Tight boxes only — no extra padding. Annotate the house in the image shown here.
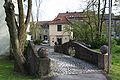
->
[38,21,49,41]
[103,14,120,38]
[30,21,49,42]
[49,12,84,46]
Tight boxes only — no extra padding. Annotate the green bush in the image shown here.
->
[116,39,120,45]
[24,40,29,48]
[111,38,117,47]
[90,37,116,49]
[33,39,43,45]
[90,37,108,49]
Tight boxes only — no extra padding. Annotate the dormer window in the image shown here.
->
[57,25,62,31]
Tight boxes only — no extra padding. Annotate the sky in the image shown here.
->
[32,0,87,21]
[31,0,120,21]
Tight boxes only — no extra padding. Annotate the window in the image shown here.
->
[57,25,62,31]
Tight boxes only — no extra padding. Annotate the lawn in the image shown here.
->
[0,57,39,80]
[93,45,120,80]
[109,45,120,80]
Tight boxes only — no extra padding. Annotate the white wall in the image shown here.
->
[49,24,70,36]
[49,24,71,46]
[0,0,10,55]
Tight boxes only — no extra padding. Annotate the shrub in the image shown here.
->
[33,39,43,45]
[90,37,117,49]
[90,36,108,49]
[111,38,117,47]
[116,39,120,45]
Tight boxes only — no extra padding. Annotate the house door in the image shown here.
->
[44,35,48,40]
[57,38,62,45]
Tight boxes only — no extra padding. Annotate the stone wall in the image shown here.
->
[54,41,108,69]
[25,41,51,76]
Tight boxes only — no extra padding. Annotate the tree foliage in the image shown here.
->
[86,0,107,36]
[64,0,108,48]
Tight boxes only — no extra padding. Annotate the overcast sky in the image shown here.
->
[32,0,87,21]
[31,0,119,21]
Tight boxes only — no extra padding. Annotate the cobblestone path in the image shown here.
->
[36,45,107,80]
[48,48,101,76]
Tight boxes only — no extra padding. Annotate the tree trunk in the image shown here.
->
[4,0,33,75]
[4,1,25,73]
[18,0,32,54]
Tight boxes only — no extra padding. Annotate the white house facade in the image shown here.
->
[49,12,84,46]
[49,24,71,46]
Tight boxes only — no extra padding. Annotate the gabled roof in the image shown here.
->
[49,12,85,24]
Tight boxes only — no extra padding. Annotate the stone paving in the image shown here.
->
[36,45,107,80]
[48,48,101,76]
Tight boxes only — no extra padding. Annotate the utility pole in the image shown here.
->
[108,0,112,73]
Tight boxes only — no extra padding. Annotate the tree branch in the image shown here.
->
[100,0,107,33]
[25,0,32,26]
[17,0,24,27]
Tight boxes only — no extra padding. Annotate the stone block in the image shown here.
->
[37,47,48,58]
[39,58,51,76]
[98,54,108,70]
[100,45,108,54]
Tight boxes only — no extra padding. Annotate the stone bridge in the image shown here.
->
[36,43,108,80]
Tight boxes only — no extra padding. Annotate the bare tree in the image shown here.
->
[85,0,107,36]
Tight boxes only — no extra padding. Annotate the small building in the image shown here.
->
[49,12,84,46]
[103,14,120,38]
[38,21,49,41]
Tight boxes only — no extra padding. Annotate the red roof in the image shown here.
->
[49,12,85,24]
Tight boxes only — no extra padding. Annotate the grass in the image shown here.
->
[0,57,40,80]
[109,45,120,80]
[94,45,120,80]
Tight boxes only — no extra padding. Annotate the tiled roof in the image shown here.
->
[49,12,85,24]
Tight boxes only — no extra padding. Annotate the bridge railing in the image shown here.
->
[54,41,108,70]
